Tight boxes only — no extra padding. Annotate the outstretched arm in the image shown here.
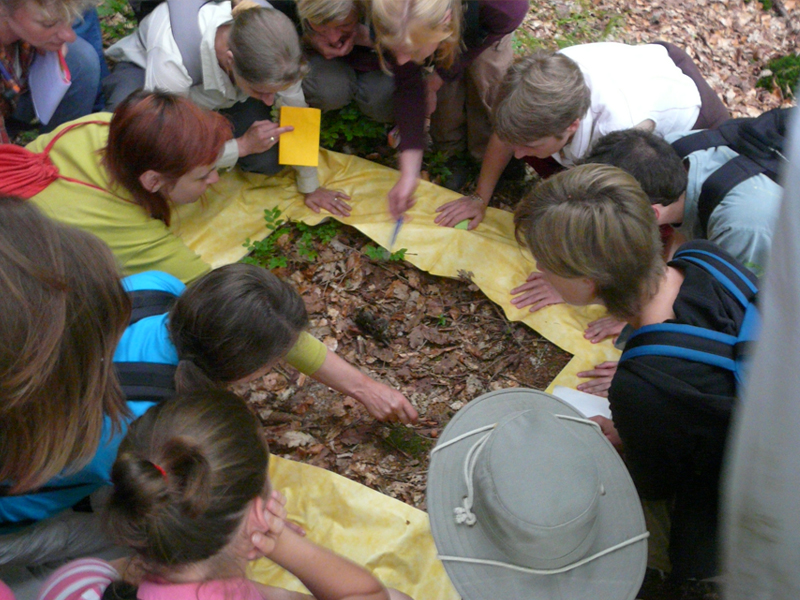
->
[312,352,419,424]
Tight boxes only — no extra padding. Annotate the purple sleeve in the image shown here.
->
[439,0,529,82]
[392,60,427,152]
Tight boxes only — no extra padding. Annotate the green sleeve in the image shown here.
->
[284,331,328,375]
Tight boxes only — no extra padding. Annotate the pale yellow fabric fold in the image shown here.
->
[248,456,459,599]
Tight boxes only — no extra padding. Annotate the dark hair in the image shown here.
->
[169,264,309,392]
[0,197,131,493]
[581,129,687,206]
[514,165,664,319]
[106,390,269,568]
[102,91,233,226]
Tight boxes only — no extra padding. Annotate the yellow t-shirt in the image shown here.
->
[28,113,210,284]
[27,114,328,376]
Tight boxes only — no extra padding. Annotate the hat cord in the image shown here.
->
[432,415,650,575]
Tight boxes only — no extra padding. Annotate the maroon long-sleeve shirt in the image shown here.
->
[391,0,529,152]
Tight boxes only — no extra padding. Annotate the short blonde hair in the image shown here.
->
[514,164,664,319]
[297,0,363,27]
[370,0,462,70]
[494,52,591,145]
[0,0,97,22]
[229,6,309,87]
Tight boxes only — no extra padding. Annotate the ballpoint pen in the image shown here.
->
[389,216,403,250]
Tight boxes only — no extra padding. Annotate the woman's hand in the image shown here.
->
[304,188,352,216]
[434,194,488,229]
[584,316,627,344]
[510,272,564,313]
[306,28,356,60]
[387,174,418,220]
[237,121,294,158]
[357,380,419,424]
[577,361,619,397]
[425,71,444,116]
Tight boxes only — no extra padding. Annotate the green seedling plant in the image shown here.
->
[363,245,407,262]
[320,103,388,155]
[757,54,799,98]
[243,208,342,267]
[97,0,136,42]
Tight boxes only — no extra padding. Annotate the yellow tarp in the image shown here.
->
[172,149,621,598]
[174,148,621,391]
[250,456,459,599]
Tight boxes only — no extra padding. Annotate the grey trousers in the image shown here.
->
[302,53,394,124]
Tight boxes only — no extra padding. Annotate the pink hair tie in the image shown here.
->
[152,463,168,480]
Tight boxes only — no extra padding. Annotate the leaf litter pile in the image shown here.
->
[235,225,570,509]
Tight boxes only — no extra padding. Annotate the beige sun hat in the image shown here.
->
[427,389,648,600]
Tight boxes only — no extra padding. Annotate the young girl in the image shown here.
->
[513,163,752,582]
[36,391,409,600]
[369,0,528,217]
[105,1,349,215]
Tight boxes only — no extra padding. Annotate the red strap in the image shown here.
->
[0,120,111,198]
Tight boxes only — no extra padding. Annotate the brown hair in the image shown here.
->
[0,197,130,493]
[168,264,309,392]
[102,91,233,226]
[229,6,309,88]
[371,0,463,70]
[493,52,591,145]
[106,390,268,568]
[514,165,664,319]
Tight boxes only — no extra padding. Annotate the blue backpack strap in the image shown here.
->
[622,323,738,373]
[672,247,758,305]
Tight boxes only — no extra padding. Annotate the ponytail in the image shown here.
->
[105,391,269,568]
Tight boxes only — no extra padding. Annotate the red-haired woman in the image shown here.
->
[21,90,232,284]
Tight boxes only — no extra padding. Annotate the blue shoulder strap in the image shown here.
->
[620,245,759,385]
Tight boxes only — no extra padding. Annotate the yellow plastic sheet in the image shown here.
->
[173,148,621,391]
[249,456,458,599]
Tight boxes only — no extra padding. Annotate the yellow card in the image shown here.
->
[279,106,321,167]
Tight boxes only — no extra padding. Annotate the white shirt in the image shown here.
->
[556,43,702,166]
[106,2,318,192]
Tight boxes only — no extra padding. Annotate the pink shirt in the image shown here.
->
[138,578,262,600]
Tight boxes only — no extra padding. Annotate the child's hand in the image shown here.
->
[251,491,289,557]
[576,361,618,397]
[510,272,564,312]
[304,188,352,216]
[589,415,623,453]
[434,195,487,229]
[584,316,626,344]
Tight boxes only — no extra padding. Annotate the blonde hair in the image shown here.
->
[297,0,363,27]
[494,52,591,145]
[370,0,462,70]
[514,164,664,319]
[0,0,97,22]
[229,6,309,87]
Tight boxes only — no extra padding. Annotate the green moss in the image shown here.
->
[757,54,800,97]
